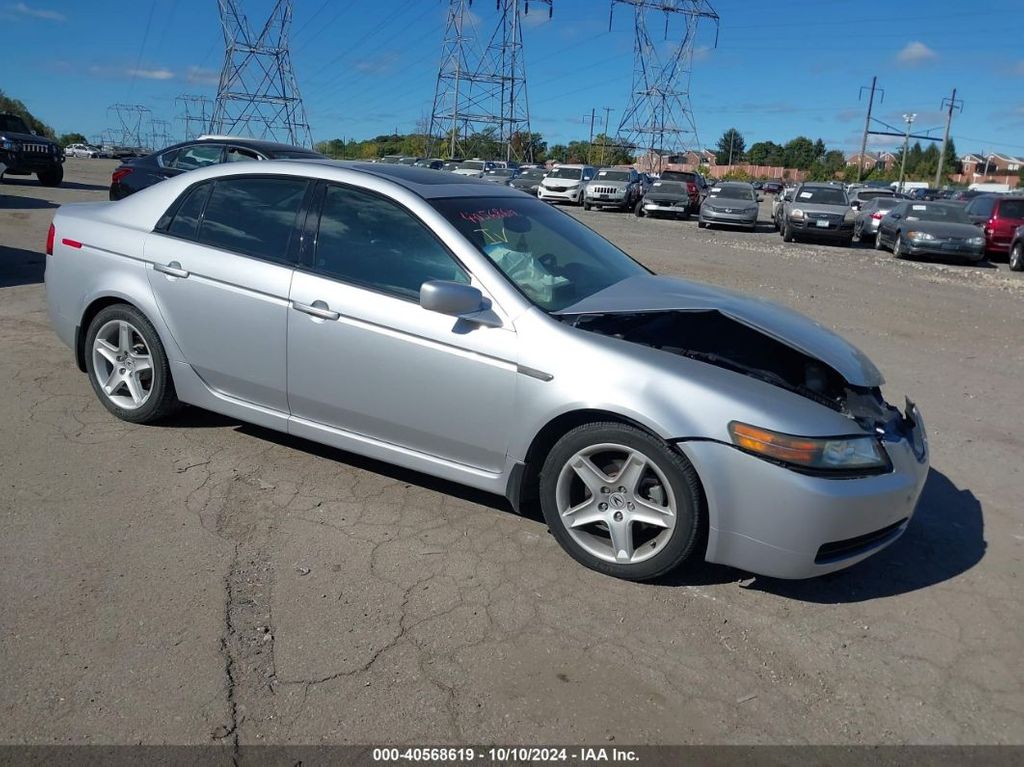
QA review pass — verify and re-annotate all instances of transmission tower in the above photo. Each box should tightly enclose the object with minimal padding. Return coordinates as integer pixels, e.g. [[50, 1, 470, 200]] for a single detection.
[[176, 94, 214, 141], [147, 119, 173, 151], [609, 0, 718, 169], [428, 0, 553, 162], [107, 104, 151, 149], [210, 0, 313, 147]]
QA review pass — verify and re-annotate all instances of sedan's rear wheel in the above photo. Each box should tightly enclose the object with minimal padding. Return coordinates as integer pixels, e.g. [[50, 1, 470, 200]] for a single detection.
[[85, 304, 180, 423], [540, 423, 703, 581]]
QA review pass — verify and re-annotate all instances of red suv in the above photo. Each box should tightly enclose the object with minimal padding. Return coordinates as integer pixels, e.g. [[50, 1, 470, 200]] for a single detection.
[[964, 195, 1024, 257]]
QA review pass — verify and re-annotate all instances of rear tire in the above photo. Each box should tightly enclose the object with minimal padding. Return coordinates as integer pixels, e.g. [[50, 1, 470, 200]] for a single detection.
[[893, 233, 905, 259], [84, 304, 181, 424], [874, 232, 886, 251], [37, 166, 63, 187], [697, 220, 706, 229], [539, 422, 704, 582]]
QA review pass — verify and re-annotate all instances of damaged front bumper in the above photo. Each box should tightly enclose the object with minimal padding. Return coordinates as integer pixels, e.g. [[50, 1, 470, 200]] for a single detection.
[[678, 401, 929, 579]]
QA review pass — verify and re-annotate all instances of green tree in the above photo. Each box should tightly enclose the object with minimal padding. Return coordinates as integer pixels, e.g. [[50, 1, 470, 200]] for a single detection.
[[813, 138, 826, 161], [58, 132, 88, 147], [0, 90, 55, 137], [548, 144, 569, 163], [715, 128, 745, 165], [746, 140, 784, 166], [782, 136, 817, 170]]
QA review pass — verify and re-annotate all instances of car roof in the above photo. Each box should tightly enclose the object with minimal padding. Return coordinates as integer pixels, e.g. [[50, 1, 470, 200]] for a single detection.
[[289, 159, 522, 199], [165, 136, 320, 155]]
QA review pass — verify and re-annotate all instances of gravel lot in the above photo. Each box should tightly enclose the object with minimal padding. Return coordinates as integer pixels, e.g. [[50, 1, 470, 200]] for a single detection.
[[1, 160, 1022, 746]]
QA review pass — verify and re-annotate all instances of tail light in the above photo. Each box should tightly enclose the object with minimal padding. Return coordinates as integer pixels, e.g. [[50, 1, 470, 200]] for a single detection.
[[687, 181, 697, 196], [871, 212, 884, 220], [45, 223, 55, 255], [111, 167, 133, 184]]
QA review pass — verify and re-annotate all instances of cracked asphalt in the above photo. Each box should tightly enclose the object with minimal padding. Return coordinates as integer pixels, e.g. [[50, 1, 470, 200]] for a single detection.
[[1, 161, 1022, 747]]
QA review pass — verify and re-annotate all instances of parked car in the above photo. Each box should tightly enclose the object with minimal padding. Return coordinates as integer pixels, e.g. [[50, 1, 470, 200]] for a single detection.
[[875, 201, 985, 262], [451, 159, 495, 178], [848, 187, 895, 212], [414, 158, 446, 170], [537, 164, 595, 205], [1009, 225, 1024, 271], [44, 160, 928, 581], [949, 189, 985, 202], [635, 177, 691, 219], [583, 167, 642, 211], [853, 196, 901, 243], [907, 188, 942, 202], [780, 183, 854, 245], [658, 170, 709, 213], [762, 181, 783, 195], [108, 136, 322, 200], [0, 112, 64, 186], [698, 182, 760, 232], [64, 143, 100, 158], [772, 185, 798, 230], [483, 167, 518, 184], [508, 167, 547, 196], [964, 195, 1024, 258]]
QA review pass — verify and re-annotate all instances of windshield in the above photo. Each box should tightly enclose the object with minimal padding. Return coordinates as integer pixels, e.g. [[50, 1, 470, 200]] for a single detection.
[[431, 196, 648, 312], [795, 187, 848, 205], [902, 203, 970, 223], [460, 161, 485, 170], [660, 171, 696, 183], [0, 115, 32, 133], [707, 185, 754, 201], [548, 167, 584, 180], [594, 170, 630, 181], [488, 169, 514, 177], [518, 168, 546, 180]]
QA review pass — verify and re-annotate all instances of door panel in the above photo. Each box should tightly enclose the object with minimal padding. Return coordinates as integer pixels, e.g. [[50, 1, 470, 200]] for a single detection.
[[145, 235, 293, 411], [287, 272, 516, 471]]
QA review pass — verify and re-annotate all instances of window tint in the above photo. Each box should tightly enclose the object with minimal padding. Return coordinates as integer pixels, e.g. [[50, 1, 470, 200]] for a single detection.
[[170, 144, 223, 170], [969, 198, 995, 218], [198, 177, 308, 261], [998, 199, 1024, 219], [166, 182, 212, 239], [314, 185, 468, 300], [226, 146, 260, 163]]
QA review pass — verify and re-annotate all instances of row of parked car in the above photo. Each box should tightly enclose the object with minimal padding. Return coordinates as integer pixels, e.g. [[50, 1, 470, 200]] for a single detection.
[[769, 182, 1024, 268]]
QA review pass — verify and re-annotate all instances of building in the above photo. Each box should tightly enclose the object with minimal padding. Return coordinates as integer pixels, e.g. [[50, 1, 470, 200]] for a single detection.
[[846, 151, 898, 172]]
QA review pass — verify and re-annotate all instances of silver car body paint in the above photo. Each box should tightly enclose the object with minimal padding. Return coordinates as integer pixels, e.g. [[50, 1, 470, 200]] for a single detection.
[[45, 160, 929, 579]]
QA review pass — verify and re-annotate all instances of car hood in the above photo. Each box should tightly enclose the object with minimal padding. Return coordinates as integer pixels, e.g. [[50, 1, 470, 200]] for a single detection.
[[900, 220, 984, 238], [788, 202, 848, 214], [555, 274, 883, 387], [589, 179, 629, 188], [0, 130, 56, 145], [542, 176, 582, 187]]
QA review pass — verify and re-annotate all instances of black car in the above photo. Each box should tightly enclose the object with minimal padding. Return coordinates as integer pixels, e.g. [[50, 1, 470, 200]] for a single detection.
[[1010, 224, 1024, 271], [508, 167, 547, 195], [0, 113, 64, 186], [762, 181, 783, 195], [108, 136, 323, 200], [875, 201, 985, 262]]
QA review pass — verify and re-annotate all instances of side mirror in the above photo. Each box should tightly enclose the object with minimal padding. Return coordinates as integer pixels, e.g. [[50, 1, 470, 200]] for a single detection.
[[420, 281, 501, 327]]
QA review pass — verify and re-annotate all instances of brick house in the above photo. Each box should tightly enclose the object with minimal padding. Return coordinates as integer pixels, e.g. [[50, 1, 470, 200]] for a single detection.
[[846, 151, 898, 172]]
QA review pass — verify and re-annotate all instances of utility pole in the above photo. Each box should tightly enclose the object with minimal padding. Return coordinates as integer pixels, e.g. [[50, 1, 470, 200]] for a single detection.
[[934, 88, 963, 189], [587, 108, 596, 163], [601, 106, 615, 164], [856, 76, 883, 182], [898, 113, 916, 194], [726, 130, 734, 168]]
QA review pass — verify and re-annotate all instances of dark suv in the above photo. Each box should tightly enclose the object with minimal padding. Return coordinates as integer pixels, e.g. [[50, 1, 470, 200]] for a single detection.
[[658, 170, 709, 212], [964, 195, 1024, 258], [0, 113, 64, 186], [109, 136, 323, 200]]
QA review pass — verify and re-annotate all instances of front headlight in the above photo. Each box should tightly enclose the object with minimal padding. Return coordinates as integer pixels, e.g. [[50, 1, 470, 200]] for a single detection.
[[967, 236, 984, 246], [789, 208, 804, 220], [906, 231, 934, 241], [1, 140, 17, 151], [728, 422, 890, 474]]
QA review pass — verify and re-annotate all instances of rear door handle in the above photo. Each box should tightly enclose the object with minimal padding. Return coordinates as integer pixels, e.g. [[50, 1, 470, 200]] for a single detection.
[[292, 300, 340, 321], [154, 261, 190, 278]]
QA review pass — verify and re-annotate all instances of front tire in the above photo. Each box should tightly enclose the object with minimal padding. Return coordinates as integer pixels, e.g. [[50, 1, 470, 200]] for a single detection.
[[634, 200, 645, 218], [539, 422, 704, 581], [37, 166, 63, 187], [782, 223, 794, 242], [1010, 242, 1024, 271], [85, 304, 180, 424]]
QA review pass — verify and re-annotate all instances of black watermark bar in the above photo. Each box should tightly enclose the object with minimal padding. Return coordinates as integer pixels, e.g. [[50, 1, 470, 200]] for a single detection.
[[0, 745, 1021, 767]]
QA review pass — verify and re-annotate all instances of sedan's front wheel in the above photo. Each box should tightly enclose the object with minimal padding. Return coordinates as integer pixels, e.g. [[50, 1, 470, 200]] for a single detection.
[[540, 423, 703, 581], [1010, 242, 1023, 272], [85, 304, 180, 424]]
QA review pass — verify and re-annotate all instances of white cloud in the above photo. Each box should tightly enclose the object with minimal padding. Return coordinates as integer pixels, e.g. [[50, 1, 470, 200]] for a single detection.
[[87, 65, 175, 81], [186, 66, 220, 85], [693, 45, 713, 62], [896, 41, 938, 65], [131, 68, 175, 80], [7, 2, 65, 21]]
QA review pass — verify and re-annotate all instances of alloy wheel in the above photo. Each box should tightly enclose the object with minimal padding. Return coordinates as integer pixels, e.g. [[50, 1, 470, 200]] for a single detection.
[[554, 443, 677, 565], [91, 319, 154, 410]]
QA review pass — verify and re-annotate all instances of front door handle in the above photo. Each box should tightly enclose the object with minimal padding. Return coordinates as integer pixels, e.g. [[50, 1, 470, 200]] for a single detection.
[[292, 300, 340, 321], [154, 261, 189, 278]]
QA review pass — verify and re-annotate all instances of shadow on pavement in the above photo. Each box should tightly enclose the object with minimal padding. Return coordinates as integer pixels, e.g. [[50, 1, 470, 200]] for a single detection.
[[1, 178, 107, 192], [0, 245, 46, 287], [749, 468, 985, 602], [0, 195, 58, 210]]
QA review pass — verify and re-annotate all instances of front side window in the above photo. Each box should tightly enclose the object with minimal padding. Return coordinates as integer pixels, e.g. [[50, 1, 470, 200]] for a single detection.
[[226, 147, 261, 163], [314, 185, 468, 300], [197, 177, 308, 262], [432, 196, 648, 312], [170, 144, 223, 170]]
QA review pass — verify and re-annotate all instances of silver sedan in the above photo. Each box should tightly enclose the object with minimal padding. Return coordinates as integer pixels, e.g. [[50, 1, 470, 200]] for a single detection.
[[44, 160, 928, 581]]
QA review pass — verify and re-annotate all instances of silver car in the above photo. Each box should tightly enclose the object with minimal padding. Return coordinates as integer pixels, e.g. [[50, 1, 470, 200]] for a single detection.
[[45, 160, 929, 581], [698, 182, 761, 232], [853, 195, 900, 242], [781, 183, 855, 245], [583, 167, 641, 212]]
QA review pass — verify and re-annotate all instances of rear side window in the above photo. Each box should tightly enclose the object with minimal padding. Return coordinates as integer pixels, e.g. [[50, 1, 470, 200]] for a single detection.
[[998, 199, 1024, 219], [198, 177, 309, 262], [165, 182, 213, 239], [226, 146, 260, 163], [170, 144, 223, 170]]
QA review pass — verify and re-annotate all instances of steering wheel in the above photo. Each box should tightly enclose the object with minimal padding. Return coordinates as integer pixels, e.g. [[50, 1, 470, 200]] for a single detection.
[[538, 253, 560, 273]]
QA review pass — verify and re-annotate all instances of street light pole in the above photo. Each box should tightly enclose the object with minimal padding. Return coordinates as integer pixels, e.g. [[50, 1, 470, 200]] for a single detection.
[[898, 113, 916, 194]]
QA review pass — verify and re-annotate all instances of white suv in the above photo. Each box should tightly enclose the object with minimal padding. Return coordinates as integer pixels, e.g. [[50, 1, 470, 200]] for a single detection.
[[64, 144, 99, 158], [538, 164, 596, 205]]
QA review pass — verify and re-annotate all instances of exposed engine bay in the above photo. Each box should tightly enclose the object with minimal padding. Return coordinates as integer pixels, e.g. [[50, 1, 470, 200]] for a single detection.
[[563, 309, 906, 433]]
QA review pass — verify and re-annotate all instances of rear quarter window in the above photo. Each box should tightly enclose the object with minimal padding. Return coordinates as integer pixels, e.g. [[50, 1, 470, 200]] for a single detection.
[[162, 182, 213, 239], [998, 199, 1024, 219], [197, 177, 309, 263]]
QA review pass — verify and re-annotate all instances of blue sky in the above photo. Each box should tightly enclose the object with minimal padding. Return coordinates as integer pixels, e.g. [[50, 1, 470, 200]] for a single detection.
[[4, 0, 1024, 156]]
